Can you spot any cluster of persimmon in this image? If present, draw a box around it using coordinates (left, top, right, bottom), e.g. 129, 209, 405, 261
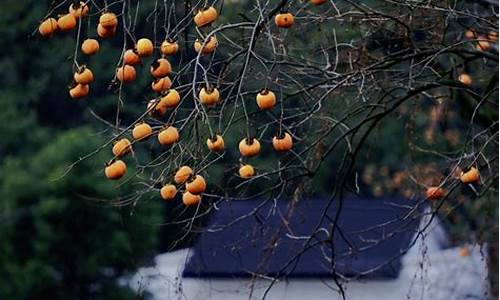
424, 29, 495, 201
101, 5, 219, 207
106, 92, 294, 204
105, 129, 202, 207
37, 1, 94, 99
193, 6, 219, 54
456, 29, 498, 88
70, 11, 119, 98
236, 89, 295, 178
38, 2, 88, 37
464, 28, 498, 51
425, 167, 481, 201
160, 166, 206, 207
39, 3, 328, 205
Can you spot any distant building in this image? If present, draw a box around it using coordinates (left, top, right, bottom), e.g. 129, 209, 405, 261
129, 197, 489, 300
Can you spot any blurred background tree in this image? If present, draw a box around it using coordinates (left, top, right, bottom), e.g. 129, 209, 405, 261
0, 129, 161, 299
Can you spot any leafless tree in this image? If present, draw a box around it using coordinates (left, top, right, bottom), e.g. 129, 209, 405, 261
39, 0, 498, 298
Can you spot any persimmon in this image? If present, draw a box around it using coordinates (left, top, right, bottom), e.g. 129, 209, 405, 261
194, 6, 218, 27
182, 191, 201, 206
239, 138, 261, 157
136, 38, 154, 57
275, 12, 294, 28
152, 77, 172, 93
458, 246, 470, 257
116, 65, 136, 83
69, 1, 89, 18
57, 13, 77, 31
73, 66, 94, 84
194, 36, 218, 54
158, 126, 180, 146
488, 31, 498, 42
199, 87, 220, 106
81, 38, 99, 55
99, 12, 118, 28
160, 89, 180, 108
161, 40, 179, 56
311, 0, 327, 4
256, 89, 276, 110
69, 83, 89, 99
123, 49, 140, 65
186, 175, 206, 194
147, 99, 167, 117
39, 18, 58, 37
272, 132, 293, 152
97, 23, 116, 38
460, 167, 480, 184
458, 73, 472, 86
160, 184, 177, 201
426, 186, 445, 201
112, 138, 132, 157
105, 159, 127, 180
150, 58, 172, 78
239, 164, 255, 179
476, 37, 491, 51
132, 123, 152, 141
464, 30, 475, 39
174, 166, 193, 184
206, 135, 224, 152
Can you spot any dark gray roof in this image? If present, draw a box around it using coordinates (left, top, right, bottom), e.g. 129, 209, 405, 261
183, 197, 422, 279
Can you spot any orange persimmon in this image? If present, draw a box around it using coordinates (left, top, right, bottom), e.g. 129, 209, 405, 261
81, 38, 99, 55
239, 138, 261, 157
207, 135, 225, 152
132, 123, 152, 141
39, 18, 58, 37
105, 160, 127, 180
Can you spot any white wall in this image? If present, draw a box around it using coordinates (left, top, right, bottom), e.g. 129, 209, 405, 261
128, 220, 490, 300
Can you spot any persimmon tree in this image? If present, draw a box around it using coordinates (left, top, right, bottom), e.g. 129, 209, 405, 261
37, 0, 498, 298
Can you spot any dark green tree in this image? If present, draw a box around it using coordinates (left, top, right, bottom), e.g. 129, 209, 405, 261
0, 128, 161, 299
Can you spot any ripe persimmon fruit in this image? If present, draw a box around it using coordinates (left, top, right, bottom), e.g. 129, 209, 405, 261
256, 89, 276, 110
112, 138, 132, 157
272, 132, 293, 152
73, 66, 94, 84
158, 126, 180, 146
207, 135, 224, 152
239, 138, 261, 157
105, 159, 127, 180
186, 175, 206, 194
81, 39, 99, 55
182, 191, 201, 206
239, 164, 255, 179
275, 12, 294, 28
116, 65, 136, 83
39, 18, 58, 37
160, 184, 177, 201
174, 166, 193, 184
136, 38, 154, 57
132, 123, 153, 141
150, 58, 172, 78
199, 87, 220, 106
194, 6, 218, 27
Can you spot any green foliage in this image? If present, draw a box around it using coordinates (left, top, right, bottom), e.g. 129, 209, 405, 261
0, 128, 161, 299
